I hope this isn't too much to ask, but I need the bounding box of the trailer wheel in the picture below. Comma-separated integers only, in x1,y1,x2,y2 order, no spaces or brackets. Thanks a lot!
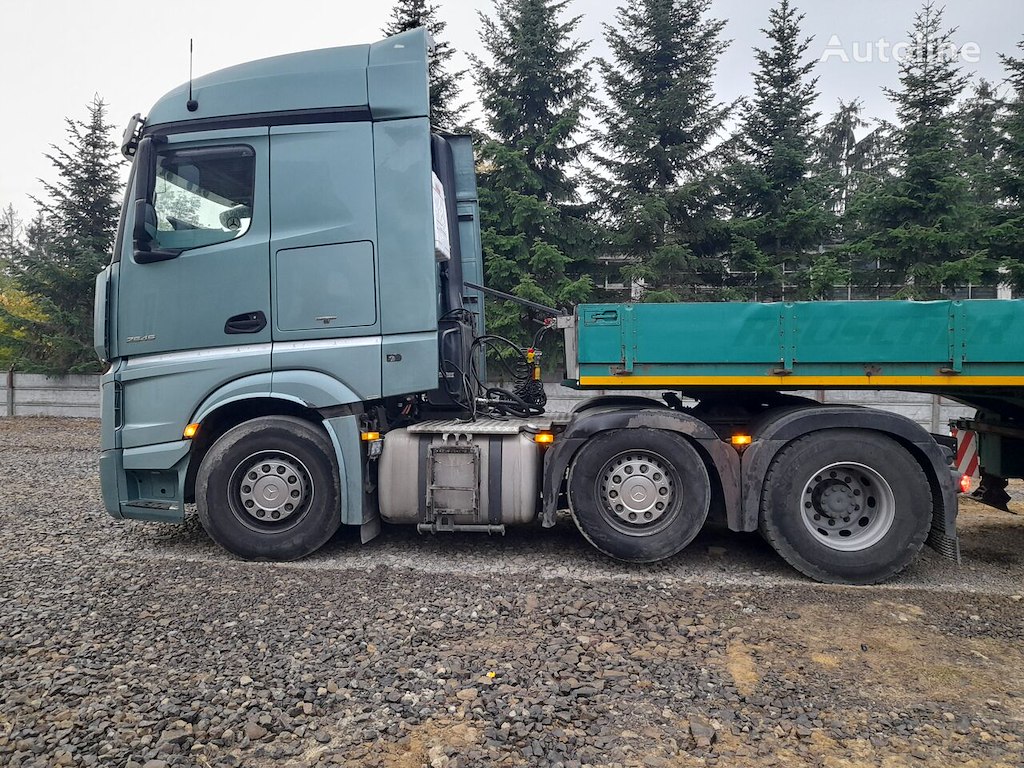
568,429,710,563
759,429,931,584
196,416,341,560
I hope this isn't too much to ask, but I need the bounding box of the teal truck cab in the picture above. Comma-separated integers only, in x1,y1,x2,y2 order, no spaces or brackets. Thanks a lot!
95,29,1024,584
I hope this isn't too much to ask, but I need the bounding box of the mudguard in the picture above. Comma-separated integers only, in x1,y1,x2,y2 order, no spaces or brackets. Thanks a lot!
741,405,959,560
541,401,741,530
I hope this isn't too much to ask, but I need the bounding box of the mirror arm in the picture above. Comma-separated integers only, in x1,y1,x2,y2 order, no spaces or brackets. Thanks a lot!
134,248,181,264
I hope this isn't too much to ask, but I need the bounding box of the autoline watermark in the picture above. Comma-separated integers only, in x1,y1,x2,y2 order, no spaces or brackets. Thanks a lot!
820,35,982,64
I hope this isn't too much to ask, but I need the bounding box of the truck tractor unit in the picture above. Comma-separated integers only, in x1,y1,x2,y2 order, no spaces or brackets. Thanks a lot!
95,29,1024,584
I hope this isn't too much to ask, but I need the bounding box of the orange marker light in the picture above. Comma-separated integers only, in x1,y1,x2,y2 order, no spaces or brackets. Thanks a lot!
361,431,382,442
731,434,753,447
959,473,972,494
183,423,200,439
534,432,555,445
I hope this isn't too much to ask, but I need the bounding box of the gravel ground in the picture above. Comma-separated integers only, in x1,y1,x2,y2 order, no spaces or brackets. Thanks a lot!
1,417,1022,768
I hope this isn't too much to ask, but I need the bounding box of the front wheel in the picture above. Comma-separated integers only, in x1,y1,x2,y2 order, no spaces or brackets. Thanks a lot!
196,416,342,560
568,429,711,563
759,430,932,584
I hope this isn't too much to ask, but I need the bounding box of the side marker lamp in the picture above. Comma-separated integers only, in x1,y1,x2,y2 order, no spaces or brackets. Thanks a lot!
534,432,555,445
361,431,382,442
183,423,200,439
959,473,972,494
731,434,753,447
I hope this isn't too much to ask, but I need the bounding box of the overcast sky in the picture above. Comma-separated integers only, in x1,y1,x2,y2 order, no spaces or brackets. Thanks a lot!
2,0,1022,224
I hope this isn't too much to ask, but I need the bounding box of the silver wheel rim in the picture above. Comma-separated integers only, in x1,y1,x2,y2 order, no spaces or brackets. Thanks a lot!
232,451,312,527
799,461,895,552
599,450,675,532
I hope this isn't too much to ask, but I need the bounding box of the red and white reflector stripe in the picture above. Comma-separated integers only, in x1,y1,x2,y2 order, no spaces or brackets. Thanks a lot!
952,428,980,479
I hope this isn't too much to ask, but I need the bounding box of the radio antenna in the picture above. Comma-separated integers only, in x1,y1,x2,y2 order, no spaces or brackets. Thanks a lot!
186,38,199,112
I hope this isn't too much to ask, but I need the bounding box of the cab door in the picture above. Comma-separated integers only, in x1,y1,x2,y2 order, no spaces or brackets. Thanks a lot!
115,128,272,449
269,122,382,401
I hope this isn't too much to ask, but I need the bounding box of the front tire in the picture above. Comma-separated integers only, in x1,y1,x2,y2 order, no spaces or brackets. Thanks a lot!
759,429,932,584
196,416,342,560
568,429,711,563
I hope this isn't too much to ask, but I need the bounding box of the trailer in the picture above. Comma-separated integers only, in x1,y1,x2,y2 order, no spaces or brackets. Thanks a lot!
94,29,1024,585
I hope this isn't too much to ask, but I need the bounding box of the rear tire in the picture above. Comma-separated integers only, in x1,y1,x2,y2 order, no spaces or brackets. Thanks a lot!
196,416,342,560
568,429,711,563
759,429,932,584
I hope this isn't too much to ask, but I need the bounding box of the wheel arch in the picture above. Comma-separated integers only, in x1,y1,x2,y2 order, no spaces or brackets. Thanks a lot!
183,396,328,503
541,402,740,530
183,371,369,517
741,405,958,559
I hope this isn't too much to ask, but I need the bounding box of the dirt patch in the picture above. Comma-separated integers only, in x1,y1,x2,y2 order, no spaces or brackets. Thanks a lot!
772,598,1024,709
375,721,481,768
725,641,760,696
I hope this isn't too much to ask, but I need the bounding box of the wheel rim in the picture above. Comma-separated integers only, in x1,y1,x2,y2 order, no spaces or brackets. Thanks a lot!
230,450,313,530
799,461,895,552
598,450,677,536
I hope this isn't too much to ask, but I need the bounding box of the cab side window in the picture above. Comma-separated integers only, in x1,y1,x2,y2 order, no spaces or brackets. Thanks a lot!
152,145,255,252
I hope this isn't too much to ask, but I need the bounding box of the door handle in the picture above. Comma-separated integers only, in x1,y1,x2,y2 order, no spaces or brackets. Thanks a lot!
224,311,267,335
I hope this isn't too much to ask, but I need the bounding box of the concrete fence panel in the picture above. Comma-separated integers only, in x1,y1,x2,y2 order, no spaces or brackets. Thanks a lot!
3,372,101,418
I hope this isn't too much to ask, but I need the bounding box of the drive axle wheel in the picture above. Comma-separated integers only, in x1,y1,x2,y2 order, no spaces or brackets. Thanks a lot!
569,429,711,563
196,416,341,560
799,462,896,551
760,429,932,585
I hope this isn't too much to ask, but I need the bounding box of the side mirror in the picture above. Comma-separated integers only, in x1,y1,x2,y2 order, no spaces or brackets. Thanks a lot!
130,136,180,265
132,200,180,264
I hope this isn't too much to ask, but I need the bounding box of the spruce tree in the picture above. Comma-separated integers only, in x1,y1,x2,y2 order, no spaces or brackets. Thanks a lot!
3,96,122,373
0,213,51,367
0,204,22,272
383,0,467,130
961,82,1002,169
473,0,594,344
818,101,866,219
721,0,834,300
845,2,991,298
959,80,1002,214
956,80,1004,297
994,40,1024,287
593,0,732,301
816,103,900,295
818,101,895,218
0,205,29,365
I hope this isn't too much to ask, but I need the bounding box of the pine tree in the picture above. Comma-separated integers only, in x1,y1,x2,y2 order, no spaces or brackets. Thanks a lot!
994,40,1024,287
721,0,834,300
473,0,595,344
2,96,122,373
845,2,991,299
593,0,732,301
383,0,467,130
